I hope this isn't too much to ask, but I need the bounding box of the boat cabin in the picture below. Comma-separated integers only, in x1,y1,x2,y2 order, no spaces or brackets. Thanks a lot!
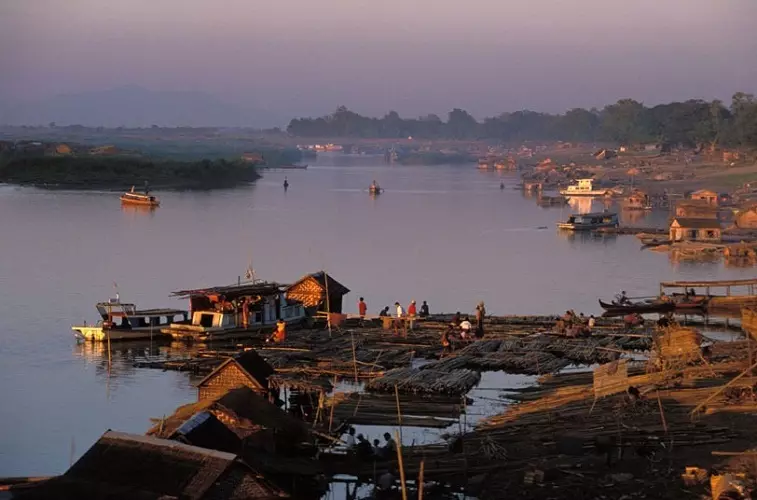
167,282,306,335
669,217,722,242
95,301,188,329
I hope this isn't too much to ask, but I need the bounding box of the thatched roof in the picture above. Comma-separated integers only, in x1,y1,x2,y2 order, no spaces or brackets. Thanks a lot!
13,431,286,499
149,387,310,442
197,350,274,390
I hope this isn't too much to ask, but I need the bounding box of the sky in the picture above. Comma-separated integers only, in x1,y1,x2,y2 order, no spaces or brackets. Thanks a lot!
1,0,756,121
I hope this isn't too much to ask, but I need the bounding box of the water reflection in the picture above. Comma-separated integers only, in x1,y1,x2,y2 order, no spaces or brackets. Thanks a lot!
121,204,157,216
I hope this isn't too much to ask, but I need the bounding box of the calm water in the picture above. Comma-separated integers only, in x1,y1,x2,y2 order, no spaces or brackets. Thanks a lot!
0,153,751,477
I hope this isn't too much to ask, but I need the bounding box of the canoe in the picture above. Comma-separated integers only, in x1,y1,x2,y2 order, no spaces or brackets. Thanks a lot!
598,299,674,314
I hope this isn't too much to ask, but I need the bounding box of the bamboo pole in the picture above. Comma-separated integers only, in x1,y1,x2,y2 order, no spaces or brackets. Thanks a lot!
418,460,425,500
395,384,403,443
395,430,408,500
351,331,359,384
690,358,757,416
656,390,668,434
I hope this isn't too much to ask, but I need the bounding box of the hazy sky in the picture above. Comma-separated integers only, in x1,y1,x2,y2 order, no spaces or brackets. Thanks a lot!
1,0,756,119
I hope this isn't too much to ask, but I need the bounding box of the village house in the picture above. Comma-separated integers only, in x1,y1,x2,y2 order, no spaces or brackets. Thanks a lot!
12,430,286,500
285,272,350,314
690,189,719,206
196,350,274,401
734,204,757,229
674,200,719,219
624,190,650,210
669,217,722,243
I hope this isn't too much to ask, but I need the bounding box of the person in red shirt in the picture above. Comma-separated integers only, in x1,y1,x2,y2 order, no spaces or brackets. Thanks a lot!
407,300,417,331
358,297,368,317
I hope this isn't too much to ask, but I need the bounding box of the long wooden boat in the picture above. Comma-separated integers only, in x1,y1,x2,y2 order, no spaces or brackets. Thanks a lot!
661,278,757,311
120,191,160,207
599,299,674,314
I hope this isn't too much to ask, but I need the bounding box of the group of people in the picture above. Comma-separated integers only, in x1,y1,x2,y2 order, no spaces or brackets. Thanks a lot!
555,310,596,337
368,298,430,337
343,427,397,461
441,302,487,355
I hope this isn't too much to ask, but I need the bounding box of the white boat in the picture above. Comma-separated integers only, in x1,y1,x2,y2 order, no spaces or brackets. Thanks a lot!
72,299,188,342
559,179,612,197
557,212,619,231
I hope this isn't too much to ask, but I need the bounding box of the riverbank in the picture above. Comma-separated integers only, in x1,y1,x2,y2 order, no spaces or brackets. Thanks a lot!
0,155,262,190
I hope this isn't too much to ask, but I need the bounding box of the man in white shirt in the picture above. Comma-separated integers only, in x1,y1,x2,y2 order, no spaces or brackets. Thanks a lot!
344,427,356,449
394,302,406,337
459,317,473,339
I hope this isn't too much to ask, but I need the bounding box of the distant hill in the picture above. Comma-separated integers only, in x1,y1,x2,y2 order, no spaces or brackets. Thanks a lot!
0,86,282,128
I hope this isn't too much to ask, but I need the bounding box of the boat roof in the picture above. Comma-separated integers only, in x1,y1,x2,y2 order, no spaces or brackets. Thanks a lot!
572,212,617,217
661,278,757,288
171,281,285,299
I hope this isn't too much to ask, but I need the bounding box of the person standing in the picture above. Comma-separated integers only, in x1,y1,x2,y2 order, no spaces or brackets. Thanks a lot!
407,300,417,330
394,302,406,337
283,177,289,191
475,302,486,338
358,297,368,318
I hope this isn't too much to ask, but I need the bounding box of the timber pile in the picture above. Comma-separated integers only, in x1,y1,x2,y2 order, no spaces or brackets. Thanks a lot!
324,392,463,428
366,367,481,395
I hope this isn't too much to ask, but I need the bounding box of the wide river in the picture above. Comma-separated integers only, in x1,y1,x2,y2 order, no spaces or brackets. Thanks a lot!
0,153,751,477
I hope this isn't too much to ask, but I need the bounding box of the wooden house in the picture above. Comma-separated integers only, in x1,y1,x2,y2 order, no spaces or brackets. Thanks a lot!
197,350,274,401
735,204,757,229
669,218,722,243
674,200,718,219
286,272,350,313
151,387,312,456
690,189,719,206
15,430,286,500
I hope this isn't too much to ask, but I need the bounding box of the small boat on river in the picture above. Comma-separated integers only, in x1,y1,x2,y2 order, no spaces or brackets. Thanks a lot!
557,212,619,231
72,300,187,342
120,188,160,207
599,299,674,315
559,179,612,197
369,181,383,195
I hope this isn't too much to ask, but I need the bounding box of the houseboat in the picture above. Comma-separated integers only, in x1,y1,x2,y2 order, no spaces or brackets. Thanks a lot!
120,187,160,207
557,211,619,231
559,179,612,197
72,300,188,342
164,281,308,341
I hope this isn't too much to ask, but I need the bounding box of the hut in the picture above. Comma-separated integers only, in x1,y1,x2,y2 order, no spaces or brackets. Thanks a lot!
674,200,718,219
734,204,757,229
286,272,350,314
624,190,650,210
690,189,719,206
669,218,722,243
197,350,274,401
12,431,286,500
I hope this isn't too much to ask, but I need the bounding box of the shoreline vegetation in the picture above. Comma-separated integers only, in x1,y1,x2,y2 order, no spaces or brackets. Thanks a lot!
0,137,303,190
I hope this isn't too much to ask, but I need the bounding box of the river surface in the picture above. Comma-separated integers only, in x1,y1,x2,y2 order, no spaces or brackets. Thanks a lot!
0,153,751,477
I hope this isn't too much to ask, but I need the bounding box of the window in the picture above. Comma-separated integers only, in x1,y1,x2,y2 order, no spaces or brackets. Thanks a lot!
706,230,716,238
688,230,698,239
199,314,214,327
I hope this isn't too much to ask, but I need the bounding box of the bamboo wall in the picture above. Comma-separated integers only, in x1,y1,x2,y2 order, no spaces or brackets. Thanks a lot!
198,363,265,401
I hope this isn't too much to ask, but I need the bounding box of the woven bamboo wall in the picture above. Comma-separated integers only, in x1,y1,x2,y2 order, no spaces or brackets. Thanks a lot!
657,327,700,363
198,363,264,401
286,277,323,308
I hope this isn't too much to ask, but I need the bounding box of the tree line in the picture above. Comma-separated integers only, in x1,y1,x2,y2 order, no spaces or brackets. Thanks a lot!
287,93,757,148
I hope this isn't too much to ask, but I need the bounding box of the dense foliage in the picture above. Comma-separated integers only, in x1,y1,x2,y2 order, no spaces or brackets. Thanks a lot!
287,93,757,147
0,155,262,190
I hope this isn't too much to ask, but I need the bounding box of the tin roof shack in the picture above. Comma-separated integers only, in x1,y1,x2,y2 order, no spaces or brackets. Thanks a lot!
286,272,350,313
690,189,719,206
669,218,722,243
197,351,274,401
167,282,305,337
12,431,286,500
674,199,719,219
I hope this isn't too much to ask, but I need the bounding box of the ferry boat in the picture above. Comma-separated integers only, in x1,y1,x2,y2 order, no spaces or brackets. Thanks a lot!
120,188,160,207
72,300,188,342
559,179,612,197
557,211,619,231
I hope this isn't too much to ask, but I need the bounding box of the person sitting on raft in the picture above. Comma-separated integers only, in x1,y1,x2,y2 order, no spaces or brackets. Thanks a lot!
459,317,473,339
419,300,430,318
267,319,286,343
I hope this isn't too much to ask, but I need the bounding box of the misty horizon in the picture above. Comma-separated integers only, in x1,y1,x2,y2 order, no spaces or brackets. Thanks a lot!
1,0,756,126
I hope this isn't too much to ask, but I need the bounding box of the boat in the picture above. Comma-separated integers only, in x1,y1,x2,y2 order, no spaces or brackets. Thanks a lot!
72,300,188,342
599,299,674,315
120,190,160,207
369,184,383,195
557,212,619,231
660,278,757,311
559,179,612,197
